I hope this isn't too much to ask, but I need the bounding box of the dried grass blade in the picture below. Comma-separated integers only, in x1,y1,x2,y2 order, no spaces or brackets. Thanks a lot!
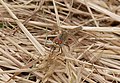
0,0,46,56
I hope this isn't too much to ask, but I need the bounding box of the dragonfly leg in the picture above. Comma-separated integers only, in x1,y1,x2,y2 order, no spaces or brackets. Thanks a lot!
56,46,63,56
63,44,70,51
50,46,56,54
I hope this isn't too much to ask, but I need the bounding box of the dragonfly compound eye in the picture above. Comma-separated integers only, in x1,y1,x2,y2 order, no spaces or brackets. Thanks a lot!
53,37,63,45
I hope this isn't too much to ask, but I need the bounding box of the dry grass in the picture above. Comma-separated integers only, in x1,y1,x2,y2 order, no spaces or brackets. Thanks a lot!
0,0,120,83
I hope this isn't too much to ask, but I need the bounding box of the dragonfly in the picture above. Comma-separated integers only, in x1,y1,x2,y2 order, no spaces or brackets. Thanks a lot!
53,30,68,46
48,23,83,54
51,28,81,54
50,30,69,54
